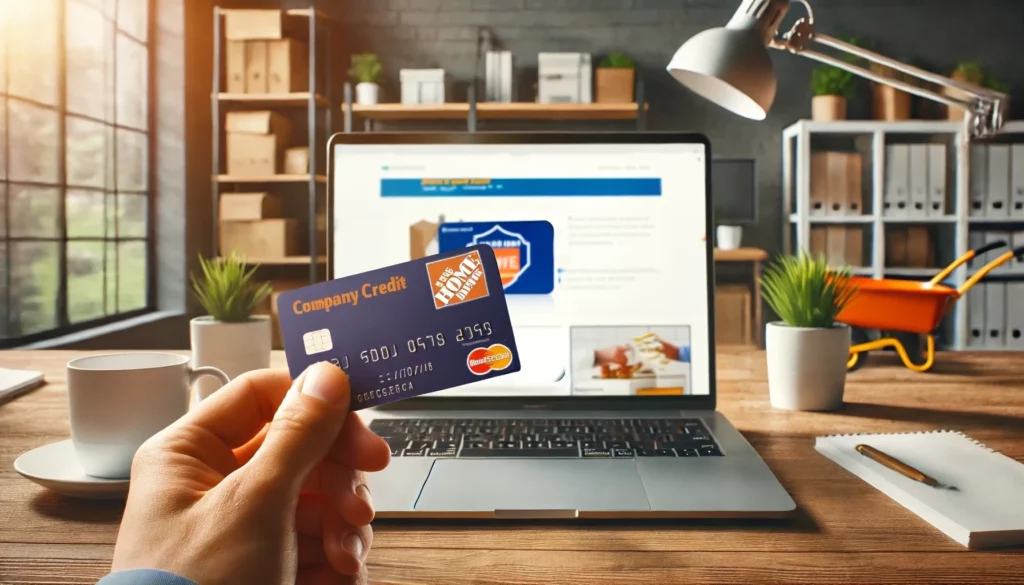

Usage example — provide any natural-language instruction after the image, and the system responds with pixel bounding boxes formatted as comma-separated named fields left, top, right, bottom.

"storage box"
left=226, top=133, right=282, bottom=177
left=220, top=193, right=281, bottom=221
left=485, top=51, right=514, bottom=103
left=225, top=110, right=291, bottom=139
left=715, top=285, right=751, bottom=346
left=245, top=41, right=268, bottom=93
left=268, top=39, right=309, bottom=94
left=400, top=69, right=446, bottom=105
left=224, top=9, right=300, bottom=40
left=226, top=41, right=246, bottom=93
left=283, top=147, right=309, bottom=175
left=595, top=67, right=634, bottom=104
left=219, top=219, right=298, bottom=258
left=538, top=52, right=592, bottom=104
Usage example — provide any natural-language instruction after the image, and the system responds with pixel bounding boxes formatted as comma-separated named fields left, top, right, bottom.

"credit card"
left=276, top=244, right=520, bottom=410
left=437, top=220, right=555, bottom=295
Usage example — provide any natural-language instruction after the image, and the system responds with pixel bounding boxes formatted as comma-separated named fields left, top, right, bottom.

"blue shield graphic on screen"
left=437, top=221, right=554, bottom=294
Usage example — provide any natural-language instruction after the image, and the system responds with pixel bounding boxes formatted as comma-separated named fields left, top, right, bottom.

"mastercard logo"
left=466, top=344, right=514, bottom=375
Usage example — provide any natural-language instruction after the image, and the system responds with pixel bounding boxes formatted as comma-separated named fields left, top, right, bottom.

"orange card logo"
left=467, top=343, right=514, bottom=375
left=425, top=250, right=490, bottom=309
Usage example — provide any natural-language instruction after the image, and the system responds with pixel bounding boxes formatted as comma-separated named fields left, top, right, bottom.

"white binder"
left=927, top=144, right=946, bottom=216
left=1011, top=144, right=1024, bottom=218
left=1007, top=282, right=1024, bottom=350
left=984, top=231, right=1009, bottom=274
left=967, top=284, right=986, bottom=348
left=1012, top=230, right=1024, bottom=271
left=908, top=145, right=928, bottom=217
left=983, top=281, right=1006, bottom=348
left=969, top=145, right=987, bottom=217
left=987, top=145, right=1011, bottom=218
left=884, top=144, right=909, bottom=216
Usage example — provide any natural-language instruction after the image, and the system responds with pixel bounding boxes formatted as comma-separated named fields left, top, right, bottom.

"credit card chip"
left=303, top=328, right=333, bottom=355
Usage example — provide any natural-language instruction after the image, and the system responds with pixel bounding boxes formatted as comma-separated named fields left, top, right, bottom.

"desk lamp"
left=666, top=0, right=1009, bottom=139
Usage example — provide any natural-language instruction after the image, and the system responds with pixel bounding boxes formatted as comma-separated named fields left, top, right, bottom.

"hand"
left=656, top=338, right=681, bottom=361
left=594, top=345, right=630, bottom=366
left=110, top=363, right=391, bottom=585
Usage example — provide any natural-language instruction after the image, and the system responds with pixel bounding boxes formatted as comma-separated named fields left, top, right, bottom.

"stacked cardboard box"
left=715, top=285, right=752, bottom=346
left=810, top=226, right=865, bottom=268
left=219, top=191, right=298, bottom=259
left=224, top=10, right=308, bottom=94
left=226, top=111, right=291, bottom=177
left=886, top=227, right=936, bottom=268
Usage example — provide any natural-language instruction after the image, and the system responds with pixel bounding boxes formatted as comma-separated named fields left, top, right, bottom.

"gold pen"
left=855, top=444, right=958, bottom=490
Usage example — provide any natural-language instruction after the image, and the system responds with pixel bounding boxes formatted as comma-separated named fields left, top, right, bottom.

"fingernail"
left=343, top=533, right=364, bottom=559
left=356, top=484, right=372, bottom=507
left=300, top=362, right=348, bottom=405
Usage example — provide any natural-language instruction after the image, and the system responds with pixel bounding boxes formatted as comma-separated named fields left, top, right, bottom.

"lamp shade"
left=666, top=26, right=777, bottom=120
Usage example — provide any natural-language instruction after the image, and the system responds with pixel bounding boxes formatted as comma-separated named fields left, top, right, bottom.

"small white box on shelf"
left=400, top=69, right=446, bottom=105
left=537, top=52, right=592, bottom=104
left=485, top=51, right=514, bottom=102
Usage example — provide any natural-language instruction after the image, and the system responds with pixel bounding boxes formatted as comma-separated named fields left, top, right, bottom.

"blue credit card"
left=437, top=220, right=555, bottom=295
left=276, top=244, right=520, bottom=410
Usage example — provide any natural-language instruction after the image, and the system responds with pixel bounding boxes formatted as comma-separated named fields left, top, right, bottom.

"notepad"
left=0, top=368, right=44, bottom=406
left=815, top=430, right=1024, bottom=549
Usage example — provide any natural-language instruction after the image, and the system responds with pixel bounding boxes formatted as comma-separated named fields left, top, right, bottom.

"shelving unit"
left=211, top=7, right=335, bottom=284
left=782, top=119, right=1024, bottom=350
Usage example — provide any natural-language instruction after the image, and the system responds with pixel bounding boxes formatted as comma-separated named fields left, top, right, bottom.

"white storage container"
left=538, top=52, right=592, bottom=104
left=400, top=69, right=446, bottom=105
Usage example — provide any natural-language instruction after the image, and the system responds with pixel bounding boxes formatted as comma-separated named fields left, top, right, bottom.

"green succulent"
left=760, top=251, right=859, bottom=329
left=349, top=53, right=382, bottom=84
left=599, top=52, right=635, bottom=68
left=810, top=36, right=860, bottom=98
left=190, top=252, right=272, bottom=322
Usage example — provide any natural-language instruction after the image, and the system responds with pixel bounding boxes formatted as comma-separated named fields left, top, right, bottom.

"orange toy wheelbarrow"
left=840, top=241, right=1024, bottom=372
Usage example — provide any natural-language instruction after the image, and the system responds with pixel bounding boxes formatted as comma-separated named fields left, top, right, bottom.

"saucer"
left=14, top=439, right=129, bottom=499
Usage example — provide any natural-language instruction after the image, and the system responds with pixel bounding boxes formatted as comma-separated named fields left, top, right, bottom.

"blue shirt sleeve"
left=97, top=569, right=198, bottom=585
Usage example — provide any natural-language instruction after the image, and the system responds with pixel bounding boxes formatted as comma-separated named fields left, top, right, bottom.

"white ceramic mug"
left=716, top=225, right=743, bottom=250
left=67, top=353, right=229, bottom=479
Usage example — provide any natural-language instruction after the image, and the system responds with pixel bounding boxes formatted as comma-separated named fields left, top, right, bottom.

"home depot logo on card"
left=425, top=250, right=490, bottom=309
left=466, top=343, right=514, bottom=375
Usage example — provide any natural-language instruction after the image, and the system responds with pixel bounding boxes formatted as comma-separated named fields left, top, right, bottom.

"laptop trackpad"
left=414, top=459, right=651, bottom=513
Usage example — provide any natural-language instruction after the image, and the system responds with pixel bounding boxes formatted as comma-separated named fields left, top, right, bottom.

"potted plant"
left=595, top=52, right=636, bottom=104
left=761, top=251, right=859, bottom=411
left=810, top=64, right=855, bottom=121
left=944, top=61, right=1008, bottom=121
left=349, top=53, right=382, bottom=106
left=189, top=252, right=273, bottom=402
left=869, top=62, right=914, bottom=121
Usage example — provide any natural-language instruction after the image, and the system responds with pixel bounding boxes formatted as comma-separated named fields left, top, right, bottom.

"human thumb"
left=243, top=362, right=352, bottom=499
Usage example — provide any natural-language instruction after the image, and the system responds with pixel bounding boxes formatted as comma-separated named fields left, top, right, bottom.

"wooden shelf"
left=216, top=174, right=326, bottom=183
left=218, top=8, right=335, bottom=21
left=342, top=102, right=647, bottom=121
left=220, top=256, right=326, bottom=266
left=714, top=247, right=769, bottom=262
left=216, top=92, right=330, bottom=108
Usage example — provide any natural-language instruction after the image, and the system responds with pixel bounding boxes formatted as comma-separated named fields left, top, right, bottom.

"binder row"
left=809, top=152, right=863, bottom=216
left=968, top=230, right=1024, bottom=273
left=883, top=144, right=947, bottom=217
left=968, top=144, right=1024, bottom=218
left=966, top=282, right=1024, bottom=349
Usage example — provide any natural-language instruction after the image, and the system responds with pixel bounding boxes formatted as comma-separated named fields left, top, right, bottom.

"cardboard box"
left=245, top=41, right=268, bottom=93
left=226, top=133, right=282, bottom=177
left=219, top=219, right=298, bottom=258
left=224, top=9, right=300, bottom=40
left=409, top=219, right=439, bottom=260
left=268, top=39, right=309, bottom=94
left=284, top=147, right=309, bottom=175
left=220, top=193, right=281, bottom=221
left=226, top=41, right=246, bottom=93
left=225, top=110, right=291, bottom=140
left=715, top=285, right=751, bottom=346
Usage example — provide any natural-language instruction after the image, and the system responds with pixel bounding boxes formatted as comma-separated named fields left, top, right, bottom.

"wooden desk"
left=2, top=349, right=1023, bottom=584
left=714, top=247, right=769, bottom=347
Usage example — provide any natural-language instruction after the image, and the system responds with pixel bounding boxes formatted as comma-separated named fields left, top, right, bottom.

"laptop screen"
left=331, top=139, right=710, bottom=399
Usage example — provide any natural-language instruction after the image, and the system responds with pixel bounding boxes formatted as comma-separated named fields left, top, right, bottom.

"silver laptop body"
left=326, top=131, right=795, bottom=519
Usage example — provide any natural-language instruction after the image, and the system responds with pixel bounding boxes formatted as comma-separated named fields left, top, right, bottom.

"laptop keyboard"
left=369, top=418, right=723, bottom=458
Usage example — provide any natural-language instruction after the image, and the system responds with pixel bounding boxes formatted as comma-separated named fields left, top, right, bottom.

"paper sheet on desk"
left=0, top=368, right=44, bottom=405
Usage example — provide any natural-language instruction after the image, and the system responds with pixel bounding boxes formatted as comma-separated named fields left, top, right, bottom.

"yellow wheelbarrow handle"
left=957, top=244, right=1024, bottom=297
left=929, top=240, right=1006, bottom=287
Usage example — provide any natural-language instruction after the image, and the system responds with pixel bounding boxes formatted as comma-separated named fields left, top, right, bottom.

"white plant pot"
left=356, top=82, right=379, bottom=105
left=716, top=225, right=743, bottom=250
left=189, top=316, right=272, bottom=402
left=765, top=322, right=851, bottom=411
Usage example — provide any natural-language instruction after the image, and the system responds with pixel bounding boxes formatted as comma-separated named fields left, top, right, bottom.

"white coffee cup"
left=67, top=352, right=230, bottom=479
left=716, top=225, right=743, bottom=250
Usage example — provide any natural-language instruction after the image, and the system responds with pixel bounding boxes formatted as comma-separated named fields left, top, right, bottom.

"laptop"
left=326, top=131, right=795, bottom=519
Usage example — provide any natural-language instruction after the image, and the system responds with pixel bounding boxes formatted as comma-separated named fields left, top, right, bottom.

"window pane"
left=11, top=242, right=60, bottom=335
left=117, top=193, right=146, bottom=238
left=116, top=129, right=147, bottom=191
left=68, top=241, right=105, bottom=323
left=0, top=183, right=6, bottom=238
left=73, top=0, right=115, bottom=18
left=117, top=0, right=147, bottom=42
left=7, top=0, right=59, bottom=105
left=116, top=34, right=148, bottom=130
left=67, top=2, right=114, bottom=121
left=9, top=101, right=60, bottom=184
left=67, top=116, right=111, bottom=189
left=67, top=190, right=106, bottom=238
left=0, top=243, right=7, bottom=339
left=118, top=241, right=146, bottom=312
left=9, top=185, right=60, bottom=238
left=0, top=98, right=6, bottom=180
left=105, top=192, right=117, bottom=236
left=106, top=241, right=117, bottom=314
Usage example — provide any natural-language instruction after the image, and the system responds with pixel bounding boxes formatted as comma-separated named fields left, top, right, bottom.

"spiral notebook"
left=815, top=430, right=1024, bottom=549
